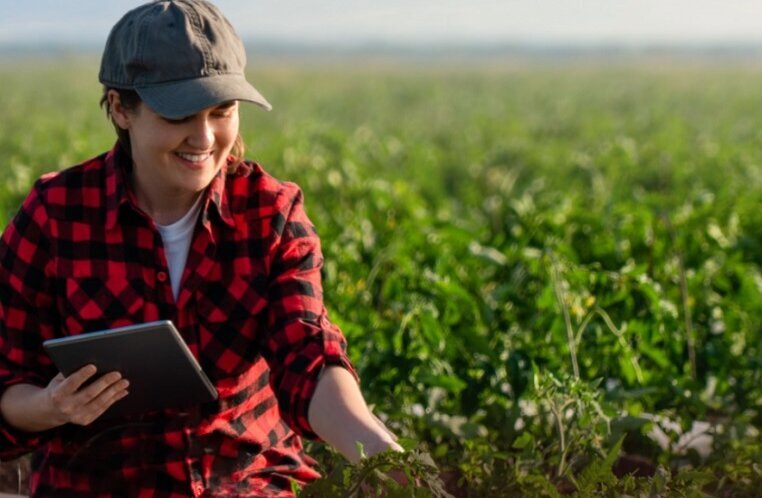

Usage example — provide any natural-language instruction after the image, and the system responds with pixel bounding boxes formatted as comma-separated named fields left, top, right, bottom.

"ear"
left=107, top=89, right=133, bottom=130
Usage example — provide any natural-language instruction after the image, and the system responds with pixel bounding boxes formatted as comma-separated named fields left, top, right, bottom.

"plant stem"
left=676, top=250, right=697, bottom=381
left=551, top=257, right=580, bottom=379
left=663, top=214, right=697, bottom=381
left=551, top=404, right=568, bottom=477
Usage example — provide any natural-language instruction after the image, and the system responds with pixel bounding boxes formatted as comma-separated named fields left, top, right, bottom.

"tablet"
left=43, top=320, right=218, bottom=418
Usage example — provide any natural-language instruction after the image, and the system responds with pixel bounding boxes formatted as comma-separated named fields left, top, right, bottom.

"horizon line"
left=3, top=38, right=762, bottom=54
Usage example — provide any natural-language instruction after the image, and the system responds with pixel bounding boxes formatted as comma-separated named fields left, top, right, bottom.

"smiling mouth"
left=175, top=152, right=212, bottom=162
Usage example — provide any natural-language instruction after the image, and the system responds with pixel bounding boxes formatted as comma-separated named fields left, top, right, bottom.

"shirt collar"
left=104, top=143, right=237, bottom=230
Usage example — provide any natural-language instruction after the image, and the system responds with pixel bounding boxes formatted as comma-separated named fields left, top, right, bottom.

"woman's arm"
left=264, top=185, right=401, bottom=460
left=308, top=365, right=402, bottom=463
left=0, top=365, right=129, bottom=432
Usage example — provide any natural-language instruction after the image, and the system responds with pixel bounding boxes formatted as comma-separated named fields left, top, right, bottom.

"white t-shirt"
left=155, top=195, right=204, bottom=299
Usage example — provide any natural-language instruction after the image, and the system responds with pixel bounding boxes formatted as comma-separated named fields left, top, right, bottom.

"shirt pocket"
left=195, top=273, right=269, bottom=379
left=63, top=276, right=147, bottom=335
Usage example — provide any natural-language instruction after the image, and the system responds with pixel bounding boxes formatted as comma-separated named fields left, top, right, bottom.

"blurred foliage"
left=0, top=58, right=760, bottom=495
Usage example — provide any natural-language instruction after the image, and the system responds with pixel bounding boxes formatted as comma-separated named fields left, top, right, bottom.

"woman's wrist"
left=1, top=383, right=58, bottom=433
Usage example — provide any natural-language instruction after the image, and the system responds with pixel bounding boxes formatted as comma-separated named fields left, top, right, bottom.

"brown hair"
left=99, top=87, right=245, bottom=172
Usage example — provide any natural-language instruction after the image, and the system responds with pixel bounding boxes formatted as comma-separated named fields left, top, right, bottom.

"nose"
left=186, top=116, right=214, bottom=150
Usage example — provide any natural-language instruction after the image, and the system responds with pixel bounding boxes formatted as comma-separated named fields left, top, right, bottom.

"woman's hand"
left=0, top=364, right=129, bottom=433
left=43, top=364, right=130, bottom=427
left=308, top=366, right=403, bottom=464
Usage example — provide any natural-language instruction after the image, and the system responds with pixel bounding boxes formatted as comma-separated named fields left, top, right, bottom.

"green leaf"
left=290, top=478, right=302, bottom=496
left=575, top=436, right=624, bottom=493
left=513, top=432, right=534, bottom=450
left=418, top=372, right=467, bottom=393
left=640, top=342, right=671, bottom=369
left=519, top=474, right=563, bottom=498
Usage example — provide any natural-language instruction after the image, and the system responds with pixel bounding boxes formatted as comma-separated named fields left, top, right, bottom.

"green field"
left=1, top=57, right=760, bottom=496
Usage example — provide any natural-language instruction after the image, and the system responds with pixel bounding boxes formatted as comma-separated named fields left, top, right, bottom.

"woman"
left=0, top=1, right=401, bottom=496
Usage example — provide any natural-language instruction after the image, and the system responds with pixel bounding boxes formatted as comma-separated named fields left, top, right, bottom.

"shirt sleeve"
left=262, top=183, right=358, bottom=440
left=0, top=181, right=59, bottom=459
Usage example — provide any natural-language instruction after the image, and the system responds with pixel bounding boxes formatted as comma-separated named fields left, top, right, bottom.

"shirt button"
left=157, top=271, right=168, bottom=283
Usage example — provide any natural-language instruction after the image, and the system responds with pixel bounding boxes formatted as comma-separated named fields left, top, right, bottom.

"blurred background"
left=0, top=1, right=760, bottom=496
left=3, top=0, right=762, bottom=57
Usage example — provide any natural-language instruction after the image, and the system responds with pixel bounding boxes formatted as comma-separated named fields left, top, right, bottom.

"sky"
left=1, top=0, right=761, bottom=47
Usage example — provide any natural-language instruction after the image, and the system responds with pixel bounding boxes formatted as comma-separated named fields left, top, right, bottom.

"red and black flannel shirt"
left=0, top=144, right=357, bottom=497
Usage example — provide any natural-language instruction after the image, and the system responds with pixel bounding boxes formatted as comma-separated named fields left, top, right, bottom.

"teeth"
left=176, top=152, right=211, bottom=162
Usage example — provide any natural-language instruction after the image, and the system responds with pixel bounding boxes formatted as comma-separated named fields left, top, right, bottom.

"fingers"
left=78, top=371, right=126, bottom=403
left=387, top=440, right=404, bottom=453
left=77, top=376, right=130, bottom=423
left=371, top=413, right=404, bottom=455
left=54, top=364, right=98, bottom=396
left=47, top=366, right=130, bottom=426
left=371, top=412, right=399, bottom=442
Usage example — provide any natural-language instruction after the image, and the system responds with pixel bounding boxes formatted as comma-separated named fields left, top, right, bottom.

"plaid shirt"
left=0, top=144, right=357, bottom=497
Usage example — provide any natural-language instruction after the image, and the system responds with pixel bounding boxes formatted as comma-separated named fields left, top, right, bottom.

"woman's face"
left=112, top=94, right=240, bottom=209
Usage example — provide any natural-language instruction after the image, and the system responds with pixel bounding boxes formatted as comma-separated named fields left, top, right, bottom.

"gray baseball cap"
left=99, top=0, right=271, bottom=118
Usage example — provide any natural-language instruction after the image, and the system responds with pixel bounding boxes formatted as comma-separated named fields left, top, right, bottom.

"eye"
left=162, top=116, right=193, bottom=125
left=213, top=108, right=236, bottom=119
left=213, top=102, right=238, bottom=118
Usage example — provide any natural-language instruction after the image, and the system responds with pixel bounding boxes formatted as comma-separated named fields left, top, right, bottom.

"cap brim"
left=135, top=74, right=271, bottom=119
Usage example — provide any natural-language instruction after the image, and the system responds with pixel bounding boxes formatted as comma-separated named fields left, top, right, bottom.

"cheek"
left=220, top=116, right=239, bottom=147
left=129, top=124, right=155, bottom=150
left=218, top=126, right=238, bottom=149
left=134, top=127, right=181, bottom=155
